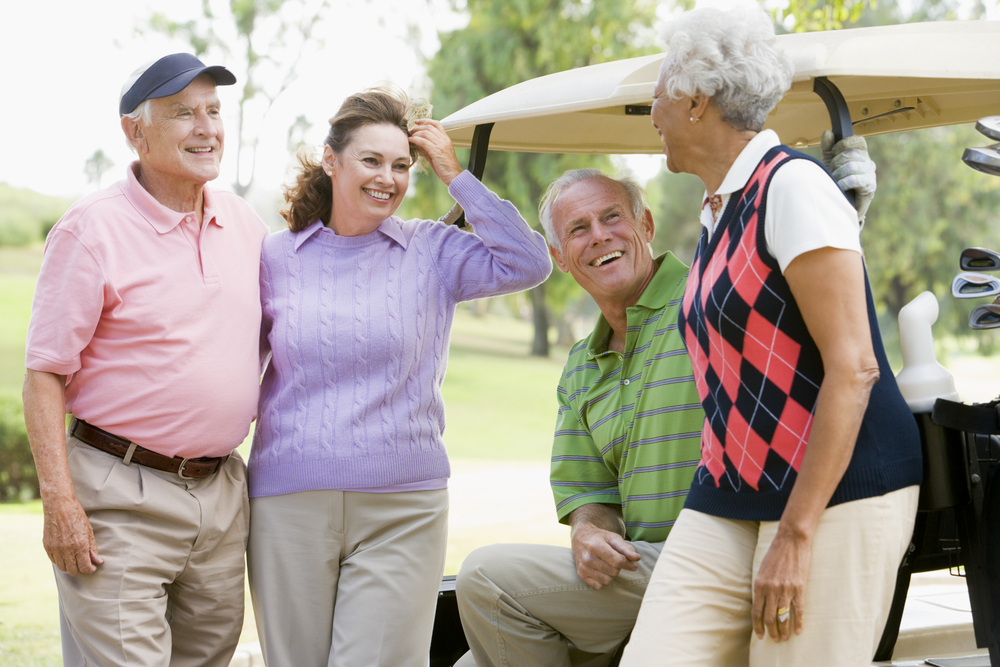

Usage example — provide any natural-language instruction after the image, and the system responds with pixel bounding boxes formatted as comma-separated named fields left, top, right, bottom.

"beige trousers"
left=454, top=540, right=664, bottom=667
left=247, top=488, right=449, bottom=667
left=620, top=486, right=920, bottom=667
left=56, top=435, right=249, bottom=667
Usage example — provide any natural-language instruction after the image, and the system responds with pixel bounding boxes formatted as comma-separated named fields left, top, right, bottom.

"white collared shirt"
left=699, top=130, right=861, bottom=273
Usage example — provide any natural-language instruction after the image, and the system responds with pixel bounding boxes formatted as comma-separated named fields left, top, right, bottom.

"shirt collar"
left=292, top=216, right=410, bottom=252
left=713, top=129, right=780, bottom=197
left=586, top=252, right=690, bottom=357
left=122, top=161, right=221, bottom=234
left=635, top=252, right=689, bottom=310
left=293, top=220, right=326, bottom=251
left=376, top=217, right=408, bottom=248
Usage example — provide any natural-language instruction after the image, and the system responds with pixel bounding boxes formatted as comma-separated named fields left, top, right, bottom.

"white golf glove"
left=821, top=130, right=877, bottom=226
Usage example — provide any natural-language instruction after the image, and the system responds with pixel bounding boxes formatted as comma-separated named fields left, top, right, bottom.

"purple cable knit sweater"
left=247, top=171, right=552, bottom=497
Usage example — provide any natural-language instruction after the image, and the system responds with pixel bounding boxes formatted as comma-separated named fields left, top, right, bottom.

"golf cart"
left=427, top=19, right=1000, bottom=667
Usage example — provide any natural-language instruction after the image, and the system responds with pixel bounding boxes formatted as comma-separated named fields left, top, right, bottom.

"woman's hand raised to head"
left=409, top=118, right=464, bottom=187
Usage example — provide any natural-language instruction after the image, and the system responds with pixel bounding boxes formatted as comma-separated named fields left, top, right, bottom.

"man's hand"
left=23, top=369, right=103, bottom=575
left=42, top=495, right=102, bottom=575
left=821, top=130, right=877, bottom=225
left=568, top=504, right=641, bottom=590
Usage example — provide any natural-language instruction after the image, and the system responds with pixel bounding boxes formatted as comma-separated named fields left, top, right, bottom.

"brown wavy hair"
left=281, top=85, right=430, bottom=232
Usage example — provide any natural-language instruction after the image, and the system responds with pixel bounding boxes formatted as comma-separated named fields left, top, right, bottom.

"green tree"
left=645, top=170, right=703, bottom=267
left=414, top=0, right=660, bottom=356
left=864, top=127, right=1000, bottom=353
left=772, top=0, right=872, bottom=31
left=146, top=0, right=331, bottom=198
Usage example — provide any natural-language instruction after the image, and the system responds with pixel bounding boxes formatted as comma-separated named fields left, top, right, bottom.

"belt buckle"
left=177, top=458, right=194, bottom=480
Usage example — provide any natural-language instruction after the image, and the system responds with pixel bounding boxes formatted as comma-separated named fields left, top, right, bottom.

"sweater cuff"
left=446, top=170, right=489, bottom=208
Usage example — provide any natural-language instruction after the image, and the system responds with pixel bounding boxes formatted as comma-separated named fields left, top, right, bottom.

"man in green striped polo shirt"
left=454, top=169, right=704, bottom=667
left=453, top=131, right=876, bottom=665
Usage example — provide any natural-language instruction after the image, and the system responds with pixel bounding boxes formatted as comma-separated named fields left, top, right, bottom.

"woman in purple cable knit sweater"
left=245, top=85, right=552, bottom=667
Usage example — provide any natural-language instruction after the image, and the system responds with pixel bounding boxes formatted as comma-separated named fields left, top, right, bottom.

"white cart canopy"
left=442, top=21, right=1000, bottom=152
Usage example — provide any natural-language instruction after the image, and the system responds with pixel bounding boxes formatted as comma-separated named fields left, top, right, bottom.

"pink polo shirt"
left=26, top=162, right=269, bottom=458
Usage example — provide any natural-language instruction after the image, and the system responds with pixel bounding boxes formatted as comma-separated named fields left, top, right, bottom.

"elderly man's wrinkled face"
left=132, top=74, right=225, bottom=190
left=549, top=177, right=656, bottom=307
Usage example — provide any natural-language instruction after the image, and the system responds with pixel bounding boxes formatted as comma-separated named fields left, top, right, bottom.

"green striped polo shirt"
left=551, top=253, right=704, bottom=544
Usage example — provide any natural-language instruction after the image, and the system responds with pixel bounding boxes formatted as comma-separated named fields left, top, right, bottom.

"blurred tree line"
left=0, top=183, right=72, bottom=247
left=407, top=0, right=1000, bottom=359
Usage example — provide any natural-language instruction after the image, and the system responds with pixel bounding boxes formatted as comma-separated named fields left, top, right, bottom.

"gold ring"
left=777, top=607, right=790, bottom=623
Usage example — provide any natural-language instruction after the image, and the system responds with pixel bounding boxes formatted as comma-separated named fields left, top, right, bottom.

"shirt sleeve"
left=764, top=159, right=862, bottom=273
left=423, top=171, right=552, bottom=303
left=550, top=371, right=622, bottom=525
left=25, top=228, right=106, bottom=376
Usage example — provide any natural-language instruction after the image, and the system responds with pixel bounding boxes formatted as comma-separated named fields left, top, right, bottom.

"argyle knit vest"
left=677, top=146, right=922, bottom=521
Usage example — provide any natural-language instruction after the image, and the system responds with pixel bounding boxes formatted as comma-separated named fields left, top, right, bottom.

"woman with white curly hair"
left=246, top=85, right=551, bottom=666
left=621, top=7, right=921, bottom=666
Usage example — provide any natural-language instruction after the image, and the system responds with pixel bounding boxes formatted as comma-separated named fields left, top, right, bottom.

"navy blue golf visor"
left=119, top=53, right=236, bottom=117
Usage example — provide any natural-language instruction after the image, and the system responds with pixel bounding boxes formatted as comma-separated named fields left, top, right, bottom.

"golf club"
left=969, top=303, right=1000, bottom=330
left=960, top=247, right=1000, bottom=271
left=976, top=116, right=1000, bottom=142
left=963, top=144, right=1000, bottom=178
left=952, top=272, right=1000, bottom=298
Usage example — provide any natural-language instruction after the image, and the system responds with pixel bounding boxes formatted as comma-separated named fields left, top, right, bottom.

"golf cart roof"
left=441, top=20, right=1000, bottom=152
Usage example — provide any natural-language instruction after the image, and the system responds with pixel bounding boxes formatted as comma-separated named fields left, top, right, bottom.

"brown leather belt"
left=70, top=418, right=229, bottom=480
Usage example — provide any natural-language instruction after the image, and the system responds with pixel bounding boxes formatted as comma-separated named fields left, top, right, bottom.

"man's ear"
left=549, top=244, right=569, bottom=273
left=641, top=207, right=655, bottom=244
left=121, top=116, right=146, bottom=154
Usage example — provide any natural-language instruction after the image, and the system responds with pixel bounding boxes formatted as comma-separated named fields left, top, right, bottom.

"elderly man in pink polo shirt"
left=22, top=53, right=268, bottom=667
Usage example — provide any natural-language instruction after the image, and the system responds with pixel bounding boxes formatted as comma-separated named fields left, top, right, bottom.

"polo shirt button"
left=623, top=379, right=630, bottom=386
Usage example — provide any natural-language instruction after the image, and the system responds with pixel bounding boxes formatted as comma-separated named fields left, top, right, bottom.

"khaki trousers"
left=56, top=435, right=249, bottom=667
left=454, top=540, right=664, bottom=667
left=621, top=486, right=920, bottom=667
left=247, top=488, right=449, bottom=667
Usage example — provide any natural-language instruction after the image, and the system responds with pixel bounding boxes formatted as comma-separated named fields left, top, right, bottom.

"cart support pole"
left=468, top=123, right=494, bottom=180
left=452, top=123, right=495, bottom=227
left=813, top=76, right=857, bottom=209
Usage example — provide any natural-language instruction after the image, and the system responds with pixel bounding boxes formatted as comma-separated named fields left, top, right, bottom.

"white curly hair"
left=657, top=6, right=794, bottom=132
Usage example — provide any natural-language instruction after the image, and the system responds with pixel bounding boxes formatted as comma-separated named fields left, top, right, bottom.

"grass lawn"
left=0, top=501, right=61, bottom=667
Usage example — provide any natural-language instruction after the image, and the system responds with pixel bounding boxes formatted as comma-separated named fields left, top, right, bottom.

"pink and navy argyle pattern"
left=678, top=148, right=824, bottom=494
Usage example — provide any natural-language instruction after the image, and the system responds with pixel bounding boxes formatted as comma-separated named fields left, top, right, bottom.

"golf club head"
left=970, top=303, right=1000, bottom=330
left=976, top=116, right=1000, bottom=142
left=952, top=272, right=1000, bottom=298
left=963, top=145, right=1000, bottom=177
left=960, top=247, right=1000, bottom=272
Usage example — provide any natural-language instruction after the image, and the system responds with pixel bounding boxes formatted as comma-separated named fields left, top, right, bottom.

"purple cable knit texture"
left=248, top=171, right=552, bottom=497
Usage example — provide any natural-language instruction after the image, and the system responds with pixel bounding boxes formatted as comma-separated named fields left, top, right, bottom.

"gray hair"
left=658, top=6, right=794, bottom=133
left=539, top=169, right=649, bottom=251
left=120, top=61, right=155, bottom=153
